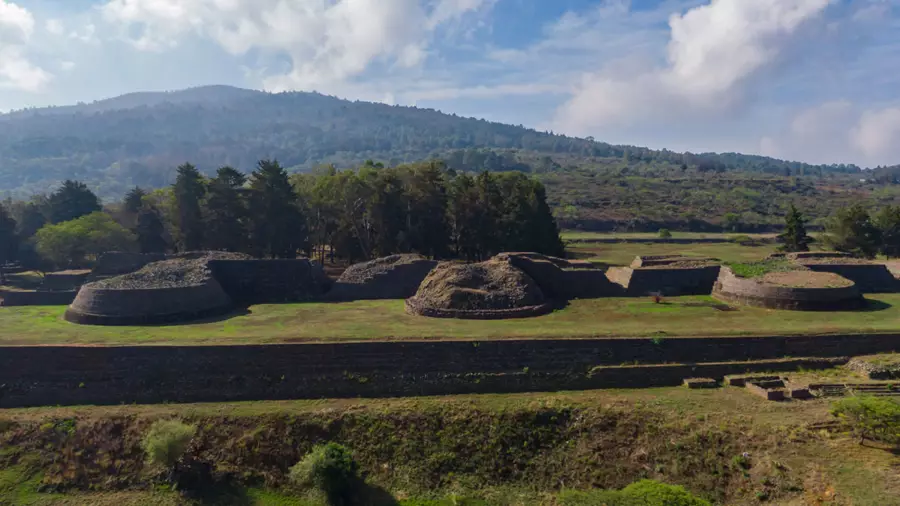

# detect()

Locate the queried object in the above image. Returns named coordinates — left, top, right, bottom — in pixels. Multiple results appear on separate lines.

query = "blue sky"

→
left=1, top=0, right=899, bottom=166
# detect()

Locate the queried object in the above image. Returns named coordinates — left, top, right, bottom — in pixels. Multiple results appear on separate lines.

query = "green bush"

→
left=141, top=420, right=196, bottom=479
left=729, top=234, right=756, bottom=246
left=658, top=228, right=673, bottom=239
left=289, top=442, right=360, bottom=505
left=831, top=396, right=900, bottom=445
left=558, top=480, right=710, bottom=506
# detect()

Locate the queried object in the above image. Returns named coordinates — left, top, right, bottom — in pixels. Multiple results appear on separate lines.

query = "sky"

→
left=1, top=0, right=899, bottom=167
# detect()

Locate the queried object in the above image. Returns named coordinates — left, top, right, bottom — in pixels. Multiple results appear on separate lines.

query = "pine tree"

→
left=778, top=204, right=810, bottom=252
left=124, top=187, right=148, bottom=214
left=172, top=163, right=206, bottom=251
left=47, top=180, right=101, bottom=224
left=247, top=159, right=307, bottom=258
left=0, top=203, right=18, bottom=284
left=204, top=167, right=249, bottom=253
left=874, top=205, right=900, bottom=259
left=135, top=206, right=168, bottom=253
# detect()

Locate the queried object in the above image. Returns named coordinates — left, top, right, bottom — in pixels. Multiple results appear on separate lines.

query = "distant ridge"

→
left=0, top=85, right=862, bottom=199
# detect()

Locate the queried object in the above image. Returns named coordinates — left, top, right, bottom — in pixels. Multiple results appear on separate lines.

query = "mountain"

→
left=0, top=85, right=862, bottom=199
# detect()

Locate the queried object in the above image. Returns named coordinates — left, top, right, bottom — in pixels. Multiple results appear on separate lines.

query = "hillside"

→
left=0, top=85, right=862, bottom=201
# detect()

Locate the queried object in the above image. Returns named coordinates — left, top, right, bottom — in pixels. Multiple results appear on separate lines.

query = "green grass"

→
left=4, top=295, right=900, bottom=346
left=560, top=230, right=780, bottom=241
left=727, top=258, right=798, bottom=278
left=565, top=241, right=778, bottom=266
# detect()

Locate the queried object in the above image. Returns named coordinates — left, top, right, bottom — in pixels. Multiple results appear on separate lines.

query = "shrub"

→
left=620, top=480, right=710, bottom=505
left=142, top=419, right=196, bottom=478
left=658, top=228, right=673, bottom=239
left=831, top=396, right=900, bottom=445
left=729, top=234, right=757, bottom=246
left=289, top=442, right=360, bottom=505
left=557, top=480, right=710, bottom=506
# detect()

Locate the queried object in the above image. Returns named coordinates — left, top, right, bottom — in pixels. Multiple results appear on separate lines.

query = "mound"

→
left=712, top=266, right=864, bottom=311
left=406, top=260, right=552, bottom=319
left=66, top=256, right=233, bottom=325
left=327, top=254, right=438, bottom=301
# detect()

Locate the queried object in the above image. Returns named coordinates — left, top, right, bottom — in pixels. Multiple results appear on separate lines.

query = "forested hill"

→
left=0, top=85, right=861, bottom=199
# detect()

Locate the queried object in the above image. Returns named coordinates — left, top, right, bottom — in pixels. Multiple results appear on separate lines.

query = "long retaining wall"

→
left=208, top=259, right=330, bottom=305
left=2, top=334, right=900, bottom=408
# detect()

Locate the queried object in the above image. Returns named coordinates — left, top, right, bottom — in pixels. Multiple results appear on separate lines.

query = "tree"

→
left=135, top=206, right=168, bottom=254
left=47, top=180, right=101, bottom=224
left=0, top=203, right=18, bottom=284
left=247, top=159, right=307, bottom=258
left=777, top=204, right=810, bottom=252
left=874, top=205, right=900, bottom=259
left=831, top=397, right=900, bottom=445
left=204, top=167, right=249, bottom=252
left=14, top=202, right=47, bottom=240
left=172, top=163, right=206, bottom=251
left=124, top=187, right=148, bottom=214
left=34, top=212, right=137, bottom=268
left=826, top=204, right=881, bottom=258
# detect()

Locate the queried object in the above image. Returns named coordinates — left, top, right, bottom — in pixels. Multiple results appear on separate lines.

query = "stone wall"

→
left=327, top=258, right=438, bottom=301
left=606, top=265, right=721, bottom=296
left=64, top=280, right=233, bottom=325
left=40, top=271, right=90, bottom=291
left=803, top=263, right=900, bottom=293
left=208, top=259, right=330, bottom=305
left=0, top=289, right=77, bottom=307
left=1, top=335, right=899, bottom=407
left=712, top=267, right=865, bottom=311
left=498, top=253, right=622, bottom=299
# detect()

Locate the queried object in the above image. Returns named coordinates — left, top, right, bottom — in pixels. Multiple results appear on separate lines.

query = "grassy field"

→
left=2, top=385, right=899, bottom=505
left=566, top=240, right=779, bottom=266
left=3, top=295, right=900, bottom=346
left=560, top=230, right=779, bottom=241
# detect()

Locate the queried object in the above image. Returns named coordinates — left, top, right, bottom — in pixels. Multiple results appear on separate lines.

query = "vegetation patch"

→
left=727, top=259, right=801, bottom=279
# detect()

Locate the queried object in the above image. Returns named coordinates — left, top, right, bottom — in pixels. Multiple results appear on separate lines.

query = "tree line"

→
left=0, top=159, right=564, bottom=273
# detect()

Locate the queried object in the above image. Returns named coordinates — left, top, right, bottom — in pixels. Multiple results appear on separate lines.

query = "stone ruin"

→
left=326, top=254, right=438, bottom=301
left=66, top=252, right=330, bottom=325
left=712, top=266, right=865, bottom=311
left=785, top=253, right=900, bottom=294
left=606, top=255, right=721, bottom=296
left=66, top=256, right=233, bottom=325
left=405, top=258, right=554, bottom=319
left=494, top=252, right=621, bottom=299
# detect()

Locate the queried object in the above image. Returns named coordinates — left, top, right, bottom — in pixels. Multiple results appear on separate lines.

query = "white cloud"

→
left=853, top=107, right=900, bottom=164
left=554, top=0, right=834, bottom=134
left=45, top=19, right=64, bottom=36
left=0, top=1, right=52, bottom=92
left=100, top=0, right=489, bottom=91
left=760, top=101, right=900, bottom=166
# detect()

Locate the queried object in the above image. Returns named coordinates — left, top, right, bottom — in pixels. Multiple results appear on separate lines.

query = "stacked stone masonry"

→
left=712, top=267, right=865, bottom=311
left=606, top=265, right=721, bottom=296
left=0, top=336, right=889, bottom=408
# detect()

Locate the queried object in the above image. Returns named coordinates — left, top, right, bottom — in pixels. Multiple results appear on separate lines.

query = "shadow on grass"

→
left=856, top=299, right=893, bottom=313
left=138, top=307, right=254, bottom=328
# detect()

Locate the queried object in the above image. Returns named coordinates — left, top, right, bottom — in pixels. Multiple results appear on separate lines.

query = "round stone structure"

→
left=712, top=266, right=865, bottom=311
left=405, top=259, right=553, bottom=319
left=65, top=257, right=233, bottom=325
